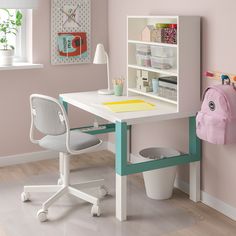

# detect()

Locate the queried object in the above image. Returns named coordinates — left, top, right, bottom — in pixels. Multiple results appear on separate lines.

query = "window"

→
left=0, top=1, right=42, bottom=69
left=0, top=8, right=29, bottom=63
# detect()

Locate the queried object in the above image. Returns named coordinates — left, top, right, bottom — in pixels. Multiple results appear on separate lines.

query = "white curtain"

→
left=0, top=0, right=38, bottom=9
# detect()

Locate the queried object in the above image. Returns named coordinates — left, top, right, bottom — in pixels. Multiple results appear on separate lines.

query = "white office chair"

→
left=21, top=94, right=108, bottom=222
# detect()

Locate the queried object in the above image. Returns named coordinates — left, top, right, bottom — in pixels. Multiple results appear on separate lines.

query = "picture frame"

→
left=51, top=0, right=91, bottom=65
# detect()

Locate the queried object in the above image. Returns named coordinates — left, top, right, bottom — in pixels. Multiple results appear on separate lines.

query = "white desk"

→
left=61, top=91, right=197, bottom=124
left=60, top=91, right=201, bottom=221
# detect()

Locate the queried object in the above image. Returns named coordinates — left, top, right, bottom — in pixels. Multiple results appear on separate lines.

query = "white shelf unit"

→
left=127, top=16, right=201, bottom=114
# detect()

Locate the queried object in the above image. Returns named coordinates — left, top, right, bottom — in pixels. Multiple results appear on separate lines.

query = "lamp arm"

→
left=105, top=52, right=110, bottom=90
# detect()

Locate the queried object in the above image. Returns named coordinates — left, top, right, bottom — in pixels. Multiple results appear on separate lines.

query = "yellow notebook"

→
left=103, top=99, right=156, bottom=113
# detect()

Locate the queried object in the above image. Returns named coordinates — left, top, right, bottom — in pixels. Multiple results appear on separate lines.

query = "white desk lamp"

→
left=93, top=44, right=114, bottom=95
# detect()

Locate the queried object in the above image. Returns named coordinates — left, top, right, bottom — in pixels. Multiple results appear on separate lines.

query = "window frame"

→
left=14, top=9, right=29, bottom=63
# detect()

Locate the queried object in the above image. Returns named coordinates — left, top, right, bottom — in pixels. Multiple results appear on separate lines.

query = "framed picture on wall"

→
left=51, top=0, right=91, bottom=65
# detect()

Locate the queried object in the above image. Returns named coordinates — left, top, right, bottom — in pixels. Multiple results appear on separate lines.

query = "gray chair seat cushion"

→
left=39, top=130, right=100, bottom=153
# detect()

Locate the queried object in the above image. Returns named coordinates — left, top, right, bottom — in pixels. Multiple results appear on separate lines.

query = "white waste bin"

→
left=138, top=147, right=180, bottom=200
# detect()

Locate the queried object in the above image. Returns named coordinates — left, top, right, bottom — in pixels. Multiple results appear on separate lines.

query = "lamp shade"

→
left=93, top=44, right=107, bottom=64
left=0, top=0, right=38, bottom=9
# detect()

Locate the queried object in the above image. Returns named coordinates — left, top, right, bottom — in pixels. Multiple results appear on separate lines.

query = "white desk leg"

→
left=189, top=161, right=201, bottom=202
left=59, top=152, right=64, bottom=180
left=116, top=174, right=127, bottom=221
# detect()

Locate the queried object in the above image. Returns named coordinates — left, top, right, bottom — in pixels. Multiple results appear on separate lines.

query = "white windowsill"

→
left=0, top=63, right=44, bottom=71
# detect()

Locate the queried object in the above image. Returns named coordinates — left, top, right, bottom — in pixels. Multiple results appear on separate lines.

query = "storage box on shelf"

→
left=158, top=76, right=177, bottom=101
left=150, top=45, right=174, bottom=58
left=136, top=44, right=151, bottom=55
left=136, top=69, right=156, bottom=93
left=136, top=54, right=151, bottom=67
left=127, top=16, right=201, bottom=114
left=150, top=56, right=174, bottom=70
left=136, top=44, right=176, bottom=69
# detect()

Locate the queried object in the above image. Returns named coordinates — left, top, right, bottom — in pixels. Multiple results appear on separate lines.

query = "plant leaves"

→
left=0, top=9, right=23, bottom=49
left=16, top=11, right=23, bottom=20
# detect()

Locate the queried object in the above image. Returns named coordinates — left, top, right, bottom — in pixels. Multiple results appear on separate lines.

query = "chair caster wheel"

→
left=57, top=178, right=63, bottom=185
left=37, top=209, right=48, bottom=222
left=91, top=205, right=101, bottom=217
left=21, top=192, right=30, bottom=202
left=98, top=185, right=108, bottom=197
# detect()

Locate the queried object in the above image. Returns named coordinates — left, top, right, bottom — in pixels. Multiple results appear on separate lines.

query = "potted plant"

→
left=0, top=9, right=23, bottom=66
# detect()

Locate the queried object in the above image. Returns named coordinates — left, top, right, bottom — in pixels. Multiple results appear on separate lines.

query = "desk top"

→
left=60, top=91, right=196, bottom=125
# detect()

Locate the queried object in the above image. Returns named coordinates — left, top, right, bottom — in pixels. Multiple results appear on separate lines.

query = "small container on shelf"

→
left=158, top=86, right=177, bottom=101
left=136, top=44, right=151, bottom=56
left=150, top=56, right=174, bottom=70
left=150, top=23, right=177, bottom=44
left=163, top=24, right=177, bottom=44
left=152, top=78, right=159, bottom=93
left=136, top=54, right=151, bottom=67
left=150, top=45, right=174, bottom=58
left=141, top=25, right=155, bottom=42
left=158, top=76, right=177, bottom=101
left=136, top=69, right=155, bottom=92
left=151, top=23, right=169, bottom=43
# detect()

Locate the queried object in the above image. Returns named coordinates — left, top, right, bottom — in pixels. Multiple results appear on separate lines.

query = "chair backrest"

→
left=30, top=94, right=69, bottom=136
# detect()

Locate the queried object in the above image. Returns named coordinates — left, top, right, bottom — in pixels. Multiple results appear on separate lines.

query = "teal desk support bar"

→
left=72, top=124, right=131, bottom=135
left=59, top=96, right=68, bottom=113
left=71, top=124, right=117, bottom=135
left=125, top=154, right=193, bottom=175
left=116, top=116, right=201, bottom=176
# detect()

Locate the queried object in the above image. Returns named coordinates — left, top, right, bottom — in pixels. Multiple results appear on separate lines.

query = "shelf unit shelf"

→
left=128, top=88, right=177, bottom=105
left=128, top=64, right=178, bottom=77
left=128, top=40, right=178, bottom=48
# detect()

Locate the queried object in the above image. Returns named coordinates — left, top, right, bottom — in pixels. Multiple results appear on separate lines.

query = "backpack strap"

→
left=201, top=86, right=211, bottom=101
left=232, top=83, right=236, bottom=91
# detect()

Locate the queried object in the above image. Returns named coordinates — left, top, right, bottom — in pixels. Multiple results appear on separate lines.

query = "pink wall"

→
left=0, top=0, right=108, bottom=156
left=108, top=0, right=236, bottom=208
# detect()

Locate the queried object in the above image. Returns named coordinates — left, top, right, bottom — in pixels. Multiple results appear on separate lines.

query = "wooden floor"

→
left=0, top=150, right=235, bottom=236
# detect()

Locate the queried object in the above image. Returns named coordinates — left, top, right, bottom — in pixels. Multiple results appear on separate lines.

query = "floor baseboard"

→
left=0, top=150, right=58, bottom=167
left=201, top=190, right=236, bottom=221
left=107, top=141, right=115, bottom=153
left=0, top=141, right=108, bottom=167
left=175, top=178, right=236, bottom=221
left=174, top=177, right=189, bottom=195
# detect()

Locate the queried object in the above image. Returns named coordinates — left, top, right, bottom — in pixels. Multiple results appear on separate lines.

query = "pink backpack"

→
left=196, top=84, right=236, bottom=144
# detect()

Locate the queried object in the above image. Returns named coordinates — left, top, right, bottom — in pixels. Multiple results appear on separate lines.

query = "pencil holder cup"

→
left=114, top=84, right=123, bottom=96
left=152, top=78, right=159, bottom=93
